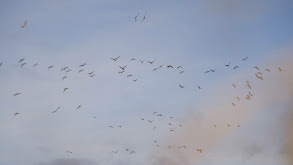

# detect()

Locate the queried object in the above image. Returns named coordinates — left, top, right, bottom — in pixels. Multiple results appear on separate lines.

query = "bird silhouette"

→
left=79, top=63, right=86, bottom=67
left=48, top=65, right=54, bottom=70
left=197, top=149, right=202, bottom=153
left=242, top=57, right=248, bottom=61
left=21, top=20, right=27, bottom=28
left=278, top=67, right=283, bottom=72
left=76, top=105, right=82, bottom=110
left=127, top=74, right=133, bottom=78
left=167, top=65, right=173, bottom=68
left=153, top=65, right=163, bottom=71
left=139, top=60, right=144, bottom=64
left=21, top=63, right=27, bottom=67
left=13, top=93, right=21, bottom=96
left=179, top=84, right=184, bottom=88
left=62, top=76, right=67, bottom=80
left=14, top=112, right=20, bottom=117
left=118, top=71, right=125, bottom=74
left=52, top=107, right=61, bottom=113
left=88, top=71, right=94, bottom=74
left=119, top=65, right=127, bottom=70
left=33, top=63, right=39, bottom=68
left=61, top=67, right=68, bottom=72
left=78, top=69, right=84, bottom=73
left=232, top=84, right=236, bottom=88
left=225, top=62, right=231, bottom=67
left=19, top=58, right=25, bottom=63
left=110, top=56, right=120, bottom=61
left=234, top=66, right=239, bottom=70
left=147, top=61, right=155, bottom=64
left=254, top=66, right=259, bottom=70
left=198, top=86, right=202, bottom=90
left=134, top=13, right=140, bottom=22
left=265, top=69, right=270, bottom=72
left=63, top=88, right=69, bottom=93
left=130, top=58, right=136, bottom=61
left=179, top=71, right=184, bottom=75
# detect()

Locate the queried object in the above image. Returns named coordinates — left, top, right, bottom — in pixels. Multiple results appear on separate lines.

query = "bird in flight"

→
left=89, top=74, right=95, bottom=77
left=65, top=69, right=72, bottom=73
left=118, top=71, right=125, bottom=74
left=153, top=65, right=163, bottom=71
left=109, top=126, right=113, bottom=128
left=213, top=125, right=216, bottom=127
left=141, top=13, right=146, bottom=22
left=76, top=105, right=82, bottom=110
left=242, top=57, right=248, bottom=61
left=177, top=66, right=182, bottom=69
left=48, top=65, right=54, bottom=70
left=232, top=84, right=236, bottom=88
left=247, top=81, right=251, bottom=89
left=135, top=13, right=140, bottom=22
left=225, top=62, right=231, bottom=67
left=265, top=69, right=270, bottom=72
left=0, top=62, right=2, bottom=67
left=227, top=124, right=230, bottom=127
left=232, top=103, right=236, bottom=107
left=21, top=63, right=27, bottom=67
left=147, top=61, right=155, bottom=64
left=179, top=84, right=184, bottom=88
left=254, top=66, right=259, bottom=70
left=21, top=20, right=27, bottom=28
left=13, top=93, right=21, bottom=96
left=141, top=118, right=144, bottom=120
left=14, top=112, right=20, bottom=117
left=153, top=112, right=157, bottom=115
left=61, top=67, right=68, bottom=72
left=167, top=65, right=173, bottom=68
left=130, top=151, right=135, bottom=154
left=118, top=126, right=122, bottom=128
left=110, top=56, right=120, bottom=61
left=88, top=71, right=94, bottom=74
left=79, top=63, right=86, bottom=67
left=210, top=69, right=215, bottom=72
left=198, top=86, right=202, bottom=90
left=133, top=79, right=138, bottom=82
left=148, top=120, right=154, bottom=123
left=52, top=107, right=61, bottom=113
left=33, top=63, right=39, bottom=68
left=66, top=151, right=72, bottom=154
left=63, top=88, right=69, bottom=93
left=237, top=97, right=240, bottom=101
left=119, top=65, right=127, bottom=70
left=130, top=58, right=136, bottom=61
left=233, top=66, right=239, bottom=70
left=197, top=149, right=202, bottom=153
left=238, top=125, right=240, bottom=127
left=62, top=76, right=67, bottom=80
left=127, top=74, right=133, bottom=78
left=78, top=69, right=84, bottom=73
left=278, top=67, right=283, bottom=72
left=19, top=58, right=25, bottom=63
left=112, top=150, right=118, bottom=154
left=255, top=73, right=263, bottom=80
left=249, top=92, right=253, bottom=97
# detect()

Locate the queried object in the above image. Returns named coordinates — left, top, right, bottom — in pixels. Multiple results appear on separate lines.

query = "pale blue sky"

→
left=0, top=0, right=293, bottom=165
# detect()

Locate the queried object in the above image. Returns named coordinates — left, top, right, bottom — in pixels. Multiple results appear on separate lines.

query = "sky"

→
left=0, top=0, right=293, bottom=165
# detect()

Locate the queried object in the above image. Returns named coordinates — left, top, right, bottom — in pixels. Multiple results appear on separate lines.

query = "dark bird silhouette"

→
left=139, top=60, right=144, bottom=64
left=62, top=76, right=67, bottom=80
left=225, top=63, right=231, bottom=67
left=119, top=65, right=127, bottom=70
left=147, top=61, right=155, bottom=64
left=33, top=63, right=39, bottom=68
left=52, top=107, right=61, bottom=113
left=79, top=63, right=86, bottom=67
left=118, top=71, right=125, bottom=74
left=133, top=79, right=138, bottom=82
left=278, top=67, right=283, bottom=72
left=177, top=66, right=182, bottom=69
left=78, top=69, right=84, bottom=73
left=65, top=69, right=72, bottom=73
left=198, top=86, right=202, bottom=90
left=48, top=65, right=54, bottom=70
left=13, top=93, right=21, bottom=96
left=21, top=20, right=27, bottom=28
left=167, top=65, right=173, bottom=68
left=242, top=57, right=248, bottom=61
left=61, top=67, right=68, bottom=72
left=232, top=84, right=236, bottom=88
left=197, top=149, right=202, bottom=153
left=141, top=13, right=146, bottom=22
left=130, top=58, right=136, bottom=61
left=63, top=88, right=69, bottom=93
left=254, top=66, right=259, bottom=70
left=148, top=120, right=154, bottom=123
left=21, top=63, right=27, bottom=67
left=88, top=71, right=94, bottom=74
left=179, top=84, right=184, bottom=88
left=265, top=69, right=270, bottom=72
left=135, top=13, right=140, bottom=22
left=76, top=105, right=82, bottom=110
left=0, top=62, right=2, bottom=67
left=110, top=56, right=120, bottom=61
left=233, top=66, right=239, bottom=70
left=14, top=112, right=20, bottom=117
left=127, top=74, right=133, bottom=78
left=19, top=58, right=25, bottom=63
left=153, top=65, right=163, bottom=71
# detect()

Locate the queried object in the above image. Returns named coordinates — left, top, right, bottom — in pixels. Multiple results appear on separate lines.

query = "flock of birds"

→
left=0, top=18, right=285, bottom=158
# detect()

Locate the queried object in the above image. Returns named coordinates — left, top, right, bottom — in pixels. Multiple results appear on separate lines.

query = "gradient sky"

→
left=0, top=0, right=293, bottom=165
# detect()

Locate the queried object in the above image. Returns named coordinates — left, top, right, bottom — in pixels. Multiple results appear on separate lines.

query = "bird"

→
left=130, top=58, right=136, bottom=61
left=21, top=63, right=27, bottom=67
left=169, top=123, right=172, bottom=126
left=65, top=69, right=72, bottom=73
left=33, top=63, right=39, bottom=68
left=88, top=71, right=94, bottom=74
left=133, top=79, right=138, bottom=82
left=139, top=60, right=144, bottom=64
left=170, top=128, right=175, bottom=131
left=232, top=84, right=236, bottom=88
left=65, top=151, right=72, bottom=154
left=278, top=67, right=283, bottom=72
left=177, top=66, right=182, bottom=69
left=227, top=124, right=230, bottom=127
left=148, top=120, right=154, bottom=123
left=0, top=62, right=2, bottom=67
left=247, top=81, right=251, bottom=89
left=112, top=150, right=118, bottom=153
left=153, top=112, right=157, bottom=115
left=153, top=126, right=156, bottom=130
left=198, top=86, right=202, bottom=90
left=135, top=13, right=140, bottom=22
left=210, top=69, right=215, bottom=72
left=255, top=74, right=263, bottom=80
left=141, top=13, right=146, bottom=22
left=242, top=57, right=248, bottom=61
left=48, top=65, right=54, bottom=70
left=246, top=95, right=251, bottom=100
left=19, top=58, right=25, bottom=63
left=21, top=20, right=27, bottom=28
left=232, top=103, right=236, bottom=107
left=225, top=63, right=231, bottom=67
left=61, top=67, right=68, bottom=72
left=183, top=146, right=187, bottom=149
left=233, top=66, right=239, bottom=70
left=110, top=56, right=120, bottom=61
left=118, top=71, right=125, bottom=74
left=147, top=61, right=155, bottom=64
left=13, top=93, right=21, bottom=96
left=63, top=88, right=69, bottom=93
left=118, top=126, right=122, bottom=128
left=127, top=74, right=133, bottom=78
left=213, top=125, right=216, bottom=127
left=249, top=92, right=253, bottom=97
left=197, top=149, right=202, bottom=153
left=238, top=125, right=240, bottom=127
left=52, top=107, right=61, bottom=113
left=256, top=72, right=263, bottom=75
left=237, top=97, right=240, bottom=101
left=119, top=65, right=127, bottom=70
left=62, top=76, right=67, bottom=80
left=125, top=149, right=129, bottom=151
left=254, top=66, right=259, bottom=70
left=265, top=69, right=270, bottom=72
left=78, top=69, right=84, bottom=73
left=167, top=65, right=173, bottom=68
left=130, top=151, right=135, bottom=154
left=153, top=65, right=163, bottom=71
left=141, top=118, right=144, bottom=120
left=89, top=74, right=95, bottom=77
left=14, top=112, right=20, bottom=117
left=168, top=146, right=172, bottom=149
left=76, top=105, right=82, bottom=110
left=79, top=63, right=86, bottom=67
left=157, top=114, right=162, bottom=117
left=169, top=117, right=174, bottom=119
left=179, top=84, right=184, bottom=88
left=204, top=70, right=210, bottom=74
